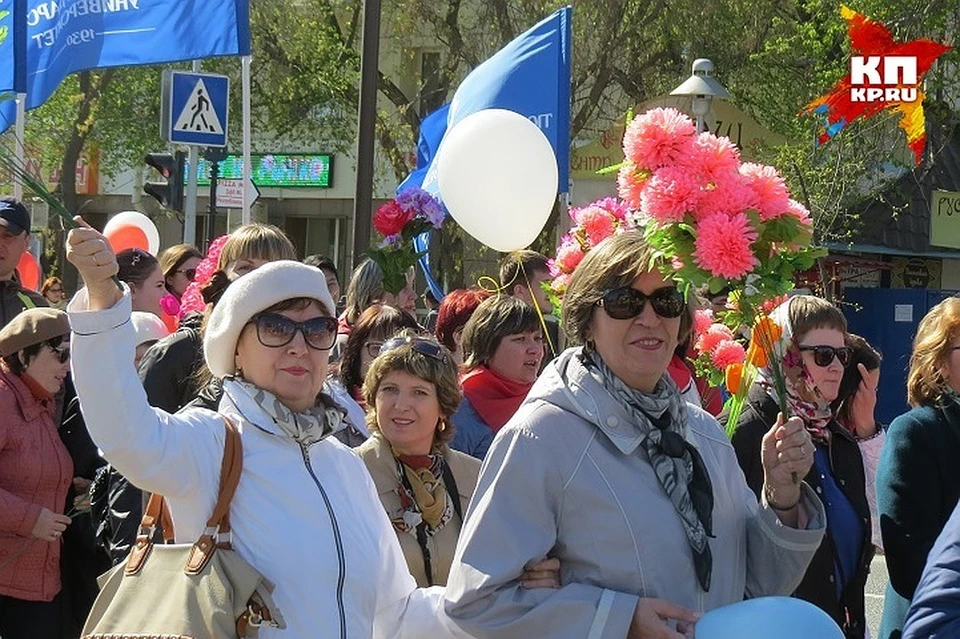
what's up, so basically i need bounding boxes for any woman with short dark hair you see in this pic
[0,308,74,638]
[450,296,543,459]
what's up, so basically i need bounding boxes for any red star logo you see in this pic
[801,5,951,165]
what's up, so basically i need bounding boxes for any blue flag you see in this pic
[0,0,250,133]
[0,0,26,92]
[401,7,572,299]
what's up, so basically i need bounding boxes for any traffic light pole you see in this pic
[207,157,219,247]
[184,145,199,246]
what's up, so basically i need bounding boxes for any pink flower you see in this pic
[593,197,630,221]
[693,212,759,279]
[623,108,697,169]
[740,163,791,221]
[693,309,714,338]
[640,167,700,224]
[695,174,756,220]
[784,198,813,227]
[555,241,586,274]
[178,235,230,318]
[696,323,735,355]
[576,206,618,245]
[617,161,645,210]
[711,339,747,369]
[686,132,741,181]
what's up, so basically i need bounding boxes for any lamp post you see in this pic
[670,59,731,133]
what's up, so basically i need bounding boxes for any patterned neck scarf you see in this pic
[234,379,340,447]
[390,445,453,537]
[582,350,714,592]
[755,298,834,443]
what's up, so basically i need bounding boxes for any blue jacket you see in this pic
[904,501,960,638]
[450,396,493,460]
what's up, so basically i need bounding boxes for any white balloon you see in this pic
[103,211,161,256]
[437,109,558,252]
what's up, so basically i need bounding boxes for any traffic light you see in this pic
[143,151,185,212]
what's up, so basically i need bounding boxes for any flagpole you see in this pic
[183,61,201,245]
[241,55,252,225]
[13,93,26,202]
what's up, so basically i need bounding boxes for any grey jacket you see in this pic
[444,348,826,638]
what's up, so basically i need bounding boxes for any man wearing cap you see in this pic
[0,198,46,330]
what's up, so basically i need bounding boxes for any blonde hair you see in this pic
[217,224,296,270]
[362,330,461,448]
[908,297,960,407]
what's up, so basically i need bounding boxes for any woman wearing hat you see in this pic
[0,308,74,638]
[66,222,481,637]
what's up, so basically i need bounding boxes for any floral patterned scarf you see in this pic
[755,297,835,443]
[390,448,453,538]
[234,379,340,447]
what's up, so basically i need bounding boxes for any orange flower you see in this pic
[746,340,768,369]
[749,315,783,365]
[725,363,744,395]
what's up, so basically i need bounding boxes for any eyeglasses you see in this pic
[249,313,338,351]
[48,287,63,294]
[798,345,851,368]
[596,286,686,320]
[379,335,446,361]
[176,268,197,282]
[364,341,384,359]
[48,344,70,364]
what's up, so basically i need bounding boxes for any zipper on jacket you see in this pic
[300,443,348,639]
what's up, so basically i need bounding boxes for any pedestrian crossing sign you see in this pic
[162,70,230,147]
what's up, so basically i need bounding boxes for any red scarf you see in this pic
[460,366,533,433]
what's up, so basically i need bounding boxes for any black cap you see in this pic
[0,198,29,235]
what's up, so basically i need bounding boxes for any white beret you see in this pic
[203,260,335,378]
[131,311,170,346]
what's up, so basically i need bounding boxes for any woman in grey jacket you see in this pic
[444,231,827,639]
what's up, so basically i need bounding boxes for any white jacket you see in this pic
[69,290,453,638]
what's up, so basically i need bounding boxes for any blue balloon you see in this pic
[696,597,844,639]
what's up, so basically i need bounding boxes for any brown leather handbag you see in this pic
[82,418,285,638]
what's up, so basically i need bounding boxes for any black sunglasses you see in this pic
[379,335,446,361]
[49,344,70,364]
[798,344,851,368]
[176,268,197,282]
[596,286,686,320]
[250,313,338,351]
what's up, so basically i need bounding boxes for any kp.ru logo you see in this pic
[850,56,918,102]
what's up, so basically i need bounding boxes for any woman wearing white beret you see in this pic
[65,220,466,637]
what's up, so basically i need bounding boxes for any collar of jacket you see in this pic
[542,348,659,456]
[220,377,352,444]
[0,362,49,422]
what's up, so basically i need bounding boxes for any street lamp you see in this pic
[670,58,731,133]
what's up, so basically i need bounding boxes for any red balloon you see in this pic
[106,224,150,253]
[16,252,41,291]
[161,311,179,334]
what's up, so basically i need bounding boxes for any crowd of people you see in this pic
[1,192,960,637]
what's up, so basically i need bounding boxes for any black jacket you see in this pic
[723,387,874,639]
[0,276,47,330]
[138,313,206,413]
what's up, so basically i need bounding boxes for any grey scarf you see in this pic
[235,380,341,447]
[582,350,714,592]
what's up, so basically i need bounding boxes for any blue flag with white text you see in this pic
[400,7,571,299]
[0,0,250,133]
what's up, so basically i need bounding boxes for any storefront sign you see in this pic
[931,190,960,249]
[891,257,941,289]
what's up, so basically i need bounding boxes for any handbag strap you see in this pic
[127,416,243,575]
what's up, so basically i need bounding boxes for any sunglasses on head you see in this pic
[249,313,338,351]
[798,344,851,368]
[379,335,446,362]
[596,286,686,320]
